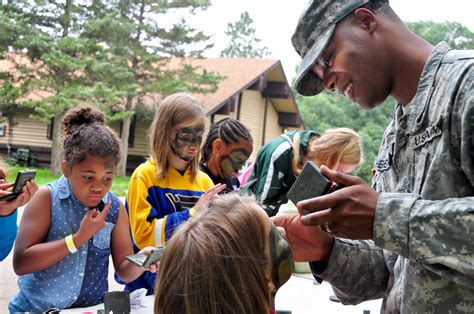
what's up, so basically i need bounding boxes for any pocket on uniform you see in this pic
[92,222,115,250]
[373,142,394,192]
[413,148,430,195]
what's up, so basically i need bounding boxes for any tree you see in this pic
[0,75,27,156]
[1,1,109,175]
[406,21,474,49]
[81,0,221,176]
[2,0,221,176]
[221,11,269,58]
[0,3,36,156]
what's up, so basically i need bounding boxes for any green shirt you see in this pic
[246,130,319,216]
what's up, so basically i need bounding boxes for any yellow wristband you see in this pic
[65,234,78,254]
[189,207,197,217]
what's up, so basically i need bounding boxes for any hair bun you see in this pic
[62,106,105,136]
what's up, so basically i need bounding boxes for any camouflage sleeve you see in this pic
[457,65,474,186]
[374,193,474,288]
[316,238,392,304]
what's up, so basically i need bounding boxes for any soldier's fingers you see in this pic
[297,193,338,215]
[300,208,333,227]
[320,165,361,187]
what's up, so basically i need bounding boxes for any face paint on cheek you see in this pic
[219,148,250,178]
[269,224,294,294]
[171,136,194,162]
[176,127,204,145]
[219,157,235,178]
[170,125,204,162]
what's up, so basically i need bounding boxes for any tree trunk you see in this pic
[50,113,63,176]
[7,115,14,156]
[117,115,131,177]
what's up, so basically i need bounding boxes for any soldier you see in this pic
[274,0,474,313]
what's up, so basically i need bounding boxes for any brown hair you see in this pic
[148,93,205,181]
[0,158,8,180]
[292,127,363,175]
[62,106,121,170]
[154,193,271,314]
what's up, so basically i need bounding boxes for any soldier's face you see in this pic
[311,14,392,109]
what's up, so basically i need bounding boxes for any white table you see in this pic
[276,273,382,313]
[61,274,382,313]
[61,294,154,313]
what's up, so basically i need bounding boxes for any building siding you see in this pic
[264,101,283,144]
[128,119,149,156]
[0,110,51,148]
[239,90,266,162]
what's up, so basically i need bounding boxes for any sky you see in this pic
[187,0,474,81]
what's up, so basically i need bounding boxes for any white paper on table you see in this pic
[129,288,148,310]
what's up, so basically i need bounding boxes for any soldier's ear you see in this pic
[353,8,377,34]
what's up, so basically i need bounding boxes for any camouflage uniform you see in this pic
[313,43,474,313]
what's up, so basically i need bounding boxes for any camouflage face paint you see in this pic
[104,161,114,170]
[171,126,204,162]
[268,223,293,294]
[219,148,250,178]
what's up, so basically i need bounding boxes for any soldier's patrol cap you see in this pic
[292,0,370,96]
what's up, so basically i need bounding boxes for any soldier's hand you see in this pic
[297,165,379,240]
[272,214,334,262]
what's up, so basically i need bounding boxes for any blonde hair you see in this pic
[292,128,363,175]
[154,193,271,314]
[148,93,205,181]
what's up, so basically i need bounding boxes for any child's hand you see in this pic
[76,200,111,242]
[138,246,160,273]
[13,180,39,207]
[0,180,38,216]
[194,183,226,213]
[0,181,14,194]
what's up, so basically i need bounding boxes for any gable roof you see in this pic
[0,54,301,120]
[167,57,300,116]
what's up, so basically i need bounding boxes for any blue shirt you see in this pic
[0,208,18,261]
[9,176,120,312]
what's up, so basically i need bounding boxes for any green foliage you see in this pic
[296,92,395,183]
[406,21,474,49]
[6,166,56,189]
[158,18,214,57]
[0,77,22,125]
[8,148,37,167]
[221,11,270,58]
[1,0,221,176]
[80,0,220,103]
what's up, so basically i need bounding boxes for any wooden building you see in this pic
[0,57,303,174]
